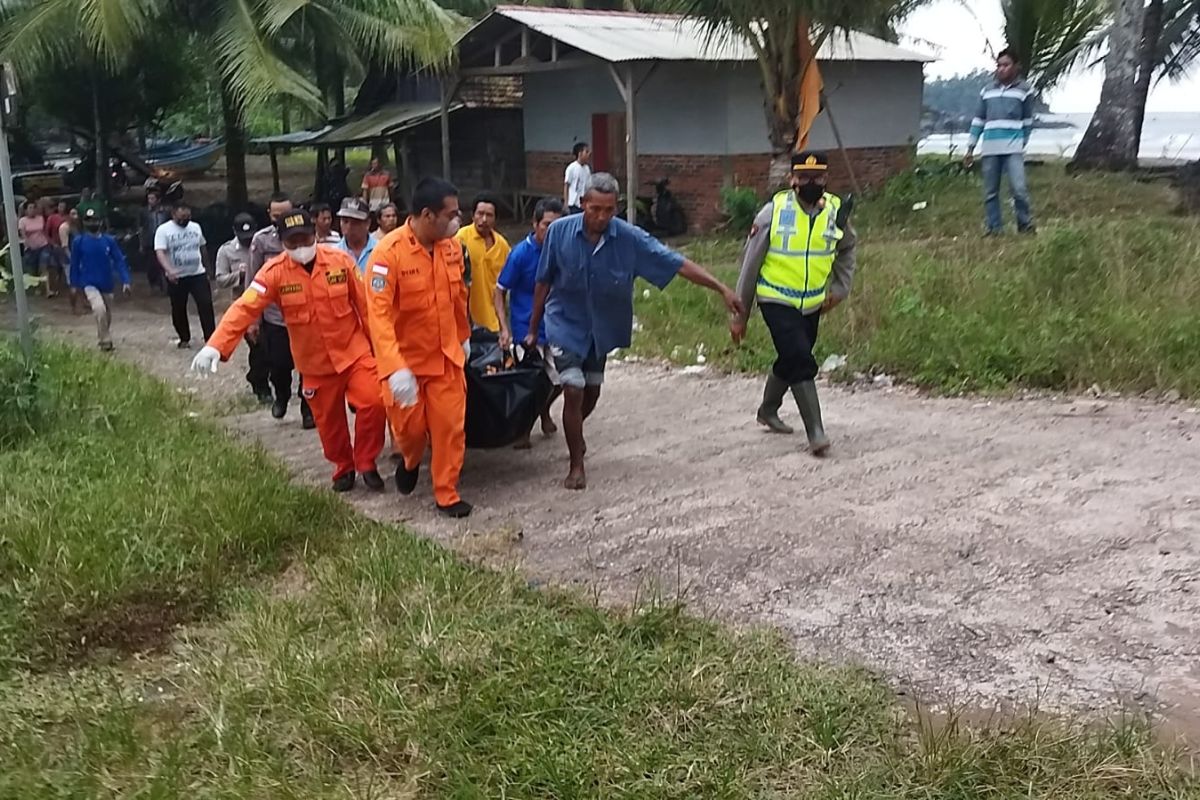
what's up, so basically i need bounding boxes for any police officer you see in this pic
[730,151,857,456]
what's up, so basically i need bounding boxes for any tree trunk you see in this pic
[220,77,248,209]
[281,97,291,134]
[1132,0,1165,147]
[1072,0,1144,171]
[90,72,108,199]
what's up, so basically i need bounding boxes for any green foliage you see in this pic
[0,339,41,448]
[1002,0,1109,92]
[0,343,348,674]
[720,185,761,232]
[631,164,1200,397]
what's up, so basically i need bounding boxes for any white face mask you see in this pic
[286,244,317,264]
[445,217,461,239]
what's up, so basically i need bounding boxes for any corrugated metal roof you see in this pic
[252,127,331,146]
[310,101,465,146]
[483,6,933,64]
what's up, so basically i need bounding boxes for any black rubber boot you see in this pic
[332,472,356,492]
[361,470,385,491]
[437,500,473,519]
[395,463,420,495]
[756,373,794,434]
[790,380,831,456]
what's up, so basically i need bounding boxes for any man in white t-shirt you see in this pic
[563,142,591,214]
[154,201,214,348]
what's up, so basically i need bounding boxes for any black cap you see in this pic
[791,150,829,172]
[234,213,256,237]
[277,209,315,239]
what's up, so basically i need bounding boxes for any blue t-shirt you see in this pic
[536,215,683,357]
[496,233,545,344]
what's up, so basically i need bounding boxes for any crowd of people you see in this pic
[18,137,863,518]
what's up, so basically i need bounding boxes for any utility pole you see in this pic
[0,63,32,361]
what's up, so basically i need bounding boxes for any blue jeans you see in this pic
[981,154,1033,232]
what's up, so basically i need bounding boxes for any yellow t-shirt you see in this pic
[457,224,510,332]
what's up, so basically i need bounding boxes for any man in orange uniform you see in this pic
[367,177,474,518]
[191,210,387,493]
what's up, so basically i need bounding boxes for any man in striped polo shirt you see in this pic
[963,49,1036,235]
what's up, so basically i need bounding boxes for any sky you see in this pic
[898,0,1200,113]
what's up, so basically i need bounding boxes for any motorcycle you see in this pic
[619,178,688,237]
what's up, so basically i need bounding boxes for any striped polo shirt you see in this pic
[967,80,1035,157]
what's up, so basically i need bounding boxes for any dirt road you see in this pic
[24,294,1200,727]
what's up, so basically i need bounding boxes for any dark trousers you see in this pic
[246,335,271,396]
[760,302,821,385]
[259,320,311,416]
[168,274,216,344]
[142,250,165,291]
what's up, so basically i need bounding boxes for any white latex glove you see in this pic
[462,338,471,363]
[191,345,221,375]
[388,369,419,408]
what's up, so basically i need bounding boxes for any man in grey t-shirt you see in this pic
[154,202,214,347]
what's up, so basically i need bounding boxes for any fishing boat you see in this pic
[144,139,225,178]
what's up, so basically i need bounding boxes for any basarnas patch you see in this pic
[370,263,388,292]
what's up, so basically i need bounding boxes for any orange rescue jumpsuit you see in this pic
[366,223,470,507]
[208,246,386,481]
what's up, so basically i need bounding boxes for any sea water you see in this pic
[919,112,1200,163]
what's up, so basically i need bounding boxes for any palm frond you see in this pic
[1155,0,1200,81]
[212,0,322,112]
[1002,0,1110,91]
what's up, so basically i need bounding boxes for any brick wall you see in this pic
[526,146,913,232]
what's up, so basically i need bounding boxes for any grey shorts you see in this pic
[550,344,607,389]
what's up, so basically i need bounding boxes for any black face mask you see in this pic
[175,218,190,228]
[796,182,824,205]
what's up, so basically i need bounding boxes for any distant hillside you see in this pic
[923,70,1051,133]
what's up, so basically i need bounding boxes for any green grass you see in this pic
[0,341,348,673]
[632,162,1200,396]
[1,342,1197,797]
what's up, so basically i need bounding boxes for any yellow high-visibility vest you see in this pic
[757,190,843,312]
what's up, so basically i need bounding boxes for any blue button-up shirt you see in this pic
[497,233,546,344]
[537,215,684,356]
[336,234,378,277]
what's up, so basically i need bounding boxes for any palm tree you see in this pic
[1001,0,1109,92]
[0,0,461,207]
[1072,0,1198,170]
[659,0,929,179]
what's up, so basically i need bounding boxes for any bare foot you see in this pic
[563,465,587,490]
[541,415,558,436]
[513,437,532,450]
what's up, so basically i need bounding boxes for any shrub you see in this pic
[720,185,761,232]
[0,340,41,448]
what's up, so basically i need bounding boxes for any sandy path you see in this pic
[23,293,1200,727]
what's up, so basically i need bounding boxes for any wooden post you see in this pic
[269,143,281,193]
[398,135,413,207]
[624,65,638,224]
[608,64,638,224]
[440,77,460,180]
[820,91,862,198]
[391,136,405,209]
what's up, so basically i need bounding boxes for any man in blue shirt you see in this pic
[70,206,132,351]
[334,197,377,275]
[495,196,565,447]
[524,172,743,490]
